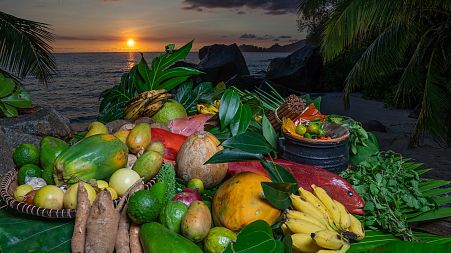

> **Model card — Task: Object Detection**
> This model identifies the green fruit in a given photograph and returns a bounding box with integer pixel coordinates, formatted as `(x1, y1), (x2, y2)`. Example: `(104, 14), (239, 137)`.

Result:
(109, 168), (141, 196)
(14, 184), (34, 201)
(204, 227), (237, 253)
(63, 182), (97, 209)
(126, 123), (151, 154)
(85, 121), (109, 138)
(307, 124), (320, 135)
(132, 150), (163, 181)
(295, 125), (307, 136)
(17, 164), (42, 185)
(151, 99), (187, 125)
(40, 136), (69, 185)
(187, 178), (204, 194)
(53, 134), (128, 185)
(149, 182), (167, 205)
(181, 200), (212, 243)
(304, 133), (312, 139)
(13, 143), (40, 167)
(140, 222), (203, 253)
(147, 141), (164, 156)
(160, 201), (189, 234)
(318, 129), (326, 137)
(34, 185), (64, 209)
(127, 189), (162, 224)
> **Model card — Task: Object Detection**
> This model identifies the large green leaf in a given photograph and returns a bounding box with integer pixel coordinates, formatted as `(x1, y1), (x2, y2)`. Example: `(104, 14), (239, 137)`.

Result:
(0, 102), (18, 117)
(0, 208), (73, 253)
(407, 207), (451, 222)
(219, 89), (240, 129)
(230, 104), (252, 136)
(225, 220), (284, 253)
(262, 115), (278, 149)
(261, 182), (297, 209)
(0, 77), (15, 97)
(154, 67), (203, 85)
(174, 81), (215, 114)
(1, 87), (32, 108)
(261, 160), (298, 185)
(206, 148), (264, 164)
(221, 132), (273, 154)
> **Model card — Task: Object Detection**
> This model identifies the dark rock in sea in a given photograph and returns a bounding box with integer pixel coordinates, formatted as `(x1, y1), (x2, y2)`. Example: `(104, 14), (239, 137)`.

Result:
(266, 42), (323, 92)
(225, 75), (265, 91)
(0, 108), (71, 174)
(363, 120), (387, 132)
(197, 44), (250, 84)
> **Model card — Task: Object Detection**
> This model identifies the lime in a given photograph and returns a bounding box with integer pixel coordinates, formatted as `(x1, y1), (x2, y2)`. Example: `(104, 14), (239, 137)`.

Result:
(17, 164), (42, 185)
(304, 133), (312, 139)
(127, 189), (162, 224)
(14, 184), (33, 201)
(295, 125), (307, 136)
(13, 143), (40, 167)
(187, 178), (204, 194)
(204, 227), (237, 253)
(151, 100), (187, 124)
(307, 124), (320, 135)
(42, 166), (55, 185)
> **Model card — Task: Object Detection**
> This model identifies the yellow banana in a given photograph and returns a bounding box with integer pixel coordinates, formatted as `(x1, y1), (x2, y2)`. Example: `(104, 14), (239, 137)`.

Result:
(140, 100), (164, 118)
(290, 194), (329, 226)
(311, 230), (345, 250)
(333, 200), (351, 230)
(208, 104), (219, 113)
(317, 250), (339, 253)
(299, 187), (337, 230)
(213, 99), (220, 109)
(291, 233), (321, 253)
(284, 219), (324, 235)
(347, 215), (365, 240)
(151, 93), (173, 104)
(311, 185), (341, 229)
(126, 89), (167, 109)
(281, 223), (291, 235)
(197, 104), (215, 115)
(286, 211), (326, 229)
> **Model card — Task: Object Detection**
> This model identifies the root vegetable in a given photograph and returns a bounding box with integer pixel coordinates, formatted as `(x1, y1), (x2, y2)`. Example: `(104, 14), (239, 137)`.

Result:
(115, 206), (130, 253)
(129, 224), (143, 253)
(71, 182), (90, 253)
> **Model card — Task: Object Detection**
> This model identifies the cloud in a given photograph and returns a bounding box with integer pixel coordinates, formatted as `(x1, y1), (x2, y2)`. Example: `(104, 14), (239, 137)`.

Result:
(182, 0), (297, 15)
(240, 33), (257, 39)
(278, 35), (292, 39)
(240, 33), (294, 41)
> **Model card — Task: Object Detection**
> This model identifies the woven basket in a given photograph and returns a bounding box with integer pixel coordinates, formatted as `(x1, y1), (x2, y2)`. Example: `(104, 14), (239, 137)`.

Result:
(0, 169), (156, 219)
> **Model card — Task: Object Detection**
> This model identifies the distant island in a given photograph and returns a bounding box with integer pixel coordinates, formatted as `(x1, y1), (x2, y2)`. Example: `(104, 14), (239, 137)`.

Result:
(239, 40), (306, 52)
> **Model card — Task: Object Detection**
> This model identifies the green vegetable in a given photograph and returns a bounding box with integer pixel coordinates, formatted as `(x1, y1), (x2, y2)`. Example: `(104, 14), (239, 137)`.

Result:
(140, 222), (203, 253)
(341, 152), (436, 240)
(156, 163), (177, 203)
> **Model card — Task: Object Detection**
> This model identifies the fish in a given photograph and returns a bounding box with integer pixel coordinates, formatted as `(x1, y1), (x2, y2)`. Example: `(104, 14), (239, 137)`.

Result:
(168, 114), (213, 136)
(227, 159), (365, 215)
(151, 127), (187, 161)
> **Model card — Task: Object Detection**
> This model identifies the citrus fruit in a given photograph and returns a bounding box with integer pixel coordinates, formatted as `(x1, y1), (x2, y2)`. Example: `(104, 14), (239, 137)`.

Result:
(187, 178), (204, 194)
(105, 187), (118, 200)
(295, 125), (307, 136)
(160, 200), (189, 233)
(127, 189), (162, 224)
(41, 166), (55, 185)
(17, 164), (42, 185)
(34, 185), (64, 209)
(14, 184), (33, 201)
(63, 182), (97, 209)
(109, 168), (141, 196)
(204, 227), (237, 253)
(13, 143), (40, 167)
(304, 133), (312, 139)
(151, 99), (187, 124)
(307, 124), (320, 135)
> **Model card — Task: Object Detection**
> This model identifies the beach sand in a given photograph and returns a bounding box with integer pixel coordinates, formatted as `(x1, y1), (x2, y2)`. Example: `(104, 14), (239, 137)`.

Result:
(320, 92), (451, 181)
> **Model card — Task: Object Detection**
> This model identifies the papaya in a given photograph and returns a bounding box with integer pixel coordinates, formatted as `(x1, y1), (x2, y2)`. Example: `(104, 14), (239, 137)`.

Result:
(40, 136), (69, 184)
(54, 134), (128, 185)
(140, 222), (203, 253)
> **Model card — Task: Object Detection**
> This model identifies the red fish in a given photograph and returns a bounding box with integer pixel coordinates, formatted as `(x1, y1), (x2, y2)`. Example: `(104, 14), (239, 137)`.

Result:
(228, 159), (365, 215)
(168, 114), (213, 136)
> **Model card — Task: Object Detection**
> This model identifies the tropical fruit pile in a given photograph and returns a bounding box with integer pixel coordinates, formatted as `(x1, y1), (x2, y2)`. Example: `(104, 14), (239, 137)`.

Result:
(283, 185), (365, 253)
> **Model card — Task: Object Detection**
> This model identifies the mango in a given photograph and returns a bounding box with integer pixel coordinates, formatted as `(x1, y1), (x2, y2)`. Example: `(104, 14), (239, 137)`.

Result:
(126, 123), (151, 154)
(85, 121), (109, 138)
(132, 150), (163, 181)
(113, 130), (130, 144)
(146, 141), (164, 156)
(181, 200), (211, 243)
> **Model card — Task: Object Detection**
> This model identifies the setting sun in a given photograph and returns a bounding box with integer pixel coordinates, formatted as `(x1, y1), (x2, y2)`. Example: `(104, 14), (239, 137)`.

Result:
(127, 38), (135, 48)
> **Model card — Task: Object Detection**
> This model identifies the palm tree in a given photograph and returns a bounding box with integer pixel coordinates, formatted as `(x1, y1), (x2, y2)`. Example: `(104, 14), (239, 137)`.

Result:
(298, 0), (451, 146)
(0, 11), (56, 85)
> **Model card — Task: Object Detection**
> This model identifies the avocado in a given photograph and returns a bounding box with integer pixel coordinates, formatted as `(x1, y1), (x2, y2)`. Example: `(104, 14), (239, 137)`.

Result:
(140, 222), (203, 253)
(160, 201), (188, 234)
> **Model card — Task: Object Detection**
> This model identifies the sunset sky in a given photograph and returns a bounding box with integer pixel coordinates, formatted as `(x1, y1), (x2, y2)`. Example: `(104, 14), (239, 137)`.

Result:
(1, 0), (304, 52)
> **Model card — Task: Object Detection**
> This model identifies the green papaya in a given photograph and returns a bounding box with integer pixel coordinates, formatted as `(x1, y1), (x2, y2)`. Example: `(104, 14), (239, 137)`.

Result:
(40, 136), (69, 184)
(140, 222), (203, 253)
(54, 134), (128, 185)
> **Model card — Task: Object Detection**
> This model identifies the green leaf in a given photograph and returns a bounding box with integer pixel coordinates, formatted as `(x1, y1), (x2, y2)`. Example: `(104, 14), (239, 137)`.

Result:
(261, 160), (298, 185)
(261, 182), (297, 209)
(205, 148), (264, 164)
(1, 87), (32, 108)
(283, 235), (292, 253)
(433, 196), (451, 205)
(222, 132), (273, 154)
(219, 89), (240, 129)
(0, 208), (73, 253)
(230, 104), (252, 136)
(208, 127), (231, 142)
(407, 207), (451, 222)
(419, 180), (450, 191)
(422, 188), (451, 197)
(262, 115), (278, 149)
(155, 67), (203, 85)
(136, 55), (152, 92)
(0, 77), (15, 97)
(225, 220), (283, 253)
(0, 102), (18, 117)
(159, 75), (191, 91)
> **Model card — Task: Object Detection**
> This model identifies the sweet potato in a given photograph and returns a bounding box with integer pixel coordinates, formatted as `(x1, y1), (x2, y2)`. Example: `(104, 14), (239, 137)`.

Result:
(129, 224), (143, 253)
(115, 205), (130, 253)
(71, 182), (90, 253)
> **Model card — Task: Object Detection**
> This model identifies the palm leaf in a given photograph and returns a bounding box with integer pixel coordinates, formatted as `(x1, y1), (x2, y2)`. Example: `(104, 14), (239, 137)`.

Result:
(0, 11), (56, 85)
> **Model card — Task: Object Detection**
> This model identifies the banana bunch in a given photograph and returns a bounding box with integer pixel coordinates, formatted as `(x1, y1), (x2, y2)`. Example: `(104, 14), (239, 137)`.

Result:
(197, 100), (220, 115)
(283, 185), (365, 253)
(124, 90), (172, 120)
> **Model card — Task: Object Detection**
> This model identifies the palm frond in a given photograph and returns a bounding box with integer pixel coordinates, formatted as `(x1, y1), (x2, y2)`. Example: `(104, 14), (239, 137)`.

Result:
(0, 11), (56, 85)
(410, 48), (450, 145)
(343, 22), (416, 107)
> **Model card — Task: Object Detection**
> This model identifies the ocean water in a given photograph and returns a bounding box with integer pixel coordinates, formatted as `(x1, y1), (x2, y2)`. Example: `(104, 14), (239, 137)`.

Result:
(23, 52), (289, 130)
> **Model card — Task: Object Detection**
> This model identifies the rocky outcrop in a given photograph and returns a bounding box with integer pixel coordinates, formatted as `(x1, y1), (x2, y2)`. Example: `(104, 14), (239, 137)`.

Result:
(0, 108), (71, 174)
(197, 44), (249, 84)
(266, 42), (323, 92)
(225, 75), (265, 91)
